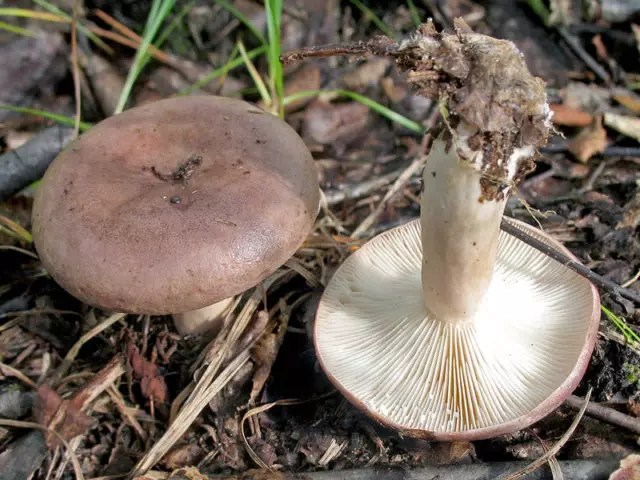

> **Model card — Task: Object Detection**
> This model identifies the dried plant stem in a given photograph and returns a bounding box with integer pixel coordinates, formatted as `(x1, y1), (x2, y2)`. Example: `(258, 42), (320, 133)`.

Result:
(502, 388), (592, 479)
(0, 361), (38, 388)
(501, 219), (640, 304)
(130, 272), (287, 477)
(52, 312), (127, 384)
(565, 395), (640, 435)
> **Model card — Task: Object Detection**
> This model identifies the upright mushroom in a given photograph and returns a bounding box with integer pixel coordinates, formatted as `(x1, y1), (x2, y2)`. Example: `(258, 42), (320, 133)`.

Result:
(32, 96), (319, 335)
(314, 20), (600, 439)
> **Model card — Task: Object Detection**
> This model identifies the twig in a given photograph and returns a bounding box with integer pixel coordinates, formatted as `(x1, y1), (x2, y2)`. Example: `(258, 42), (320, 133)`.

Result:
(565, 395), (640, 435)
(324, 167), (411, 206)
(500, 218), (640, 305)
(0, 125), (74, 201)
(87, 26), (171, 64)
(0, 361), (38, 388)
(92, 10), (172, 64)
(69, 355), (125, 411)
(502, 388), (592, 479)
(557, 26), (611, 84)
(540, 145), (640, 157)
(281, 38), (397, 65)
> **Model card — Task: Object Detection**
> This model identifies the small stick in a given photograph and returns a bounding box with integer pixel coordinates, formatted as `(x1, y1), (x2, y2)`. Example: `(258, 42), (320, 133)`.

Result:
(565, 395), (640, 435)
(281, 38), (398, 65)
(500, 218), (640, 304)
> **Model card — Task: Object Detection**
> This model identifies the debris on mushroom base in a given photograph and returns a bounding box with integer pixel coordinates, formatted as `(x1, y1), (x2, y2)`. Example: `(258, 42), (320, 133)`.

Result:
(313, 19), (601, 440)
(172, 297), (235, 336)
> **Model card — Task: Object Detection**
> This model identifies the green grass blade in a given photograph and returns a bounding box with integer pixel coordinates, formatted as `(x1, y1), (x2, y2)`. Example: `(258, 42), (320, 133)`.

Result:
(180, 44), (266, 95)
(215, 0), (266, 45)
(0, 215), (32, 243)
(0, 7), (66, 22)
(0, 105), (92, 131)
(30, 0), (114, 54)
(525, 0), (551, 27)
(238, 40), (271, 107)
(348, 0), (394, 39)
(154, 0), (196, 49)
(114, 0), (175, 114)
(602, 305), (640, 345)
(336, 90), (423, 132)
(0, 19), (37, 37)
(406, 0), (421, 27)
(264, 0), (284, 117)
(283, 89), (424, 133)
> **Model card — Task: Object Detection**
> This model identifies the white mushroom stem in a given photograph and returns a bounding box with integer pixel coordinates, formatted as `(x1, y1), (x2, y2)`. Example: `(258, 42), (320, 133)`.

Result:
(172, 297), (235, 336)
(420, 125), (531, 325)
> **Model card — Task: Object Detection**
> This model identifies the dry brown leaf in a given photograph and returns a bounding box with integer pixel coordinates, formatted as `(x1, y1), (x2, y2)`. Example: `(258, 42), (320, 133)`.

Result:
(567, 116), (608, 162)
(608, 454), (640, 480)
(550, 104), (593, 127)
(162, 444), (204, 470)
(282, 65), (321, 113)
(248, 309), (289, 404)
(127, 342), (168, 404)
(604, 112), (640, 143)
(342, 57), (390, 90)
(302, 100), (370, 150)
(34, 385), (94, 448)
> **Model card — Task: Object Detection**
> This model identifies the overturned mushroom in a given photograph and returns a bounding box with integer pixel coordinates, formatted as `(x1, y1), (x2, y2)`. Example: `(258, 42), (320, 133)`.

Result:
(313, 20), (600, 439)
(32, 96), (319, 335)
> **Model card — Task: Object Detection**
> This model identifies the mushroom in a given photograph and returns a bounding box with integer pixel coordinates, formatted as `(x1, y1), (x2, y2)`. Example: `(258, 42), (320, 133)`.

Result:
(32, 96), (319, 335)
(314, 21), (600, 439)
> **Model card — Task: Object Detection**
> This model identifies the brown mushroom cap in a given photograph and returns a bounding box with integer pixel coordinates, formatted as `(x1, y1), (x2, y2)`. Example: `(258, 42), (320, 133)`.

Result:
(32, 96), (319, 313)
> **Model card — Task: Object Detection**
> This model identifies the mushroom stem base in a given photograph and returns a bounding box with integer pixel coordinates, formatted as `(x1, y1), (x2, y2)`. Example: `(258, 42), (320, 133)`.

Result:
(172, 297), (235, 336)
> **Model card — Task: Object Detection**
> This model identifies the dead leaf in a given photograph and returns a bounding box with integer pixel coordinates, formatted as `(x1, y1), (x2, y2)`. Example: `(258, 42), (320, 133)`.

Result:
(604, 112), (640, 143)
(381, 77), (407, 103)
(126, 342), (168, 404)
(550, 104), (593, 127)
(248, 308), (289, 404)
(162, 444), (204, 470)
(608, 454), (640, 480)
(34, 385), (94, 448)
(567, 116), (608, 162)
(342, 58), (390, 90)
(302, 100), (370, 153)
(282, 65), (321, 113)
